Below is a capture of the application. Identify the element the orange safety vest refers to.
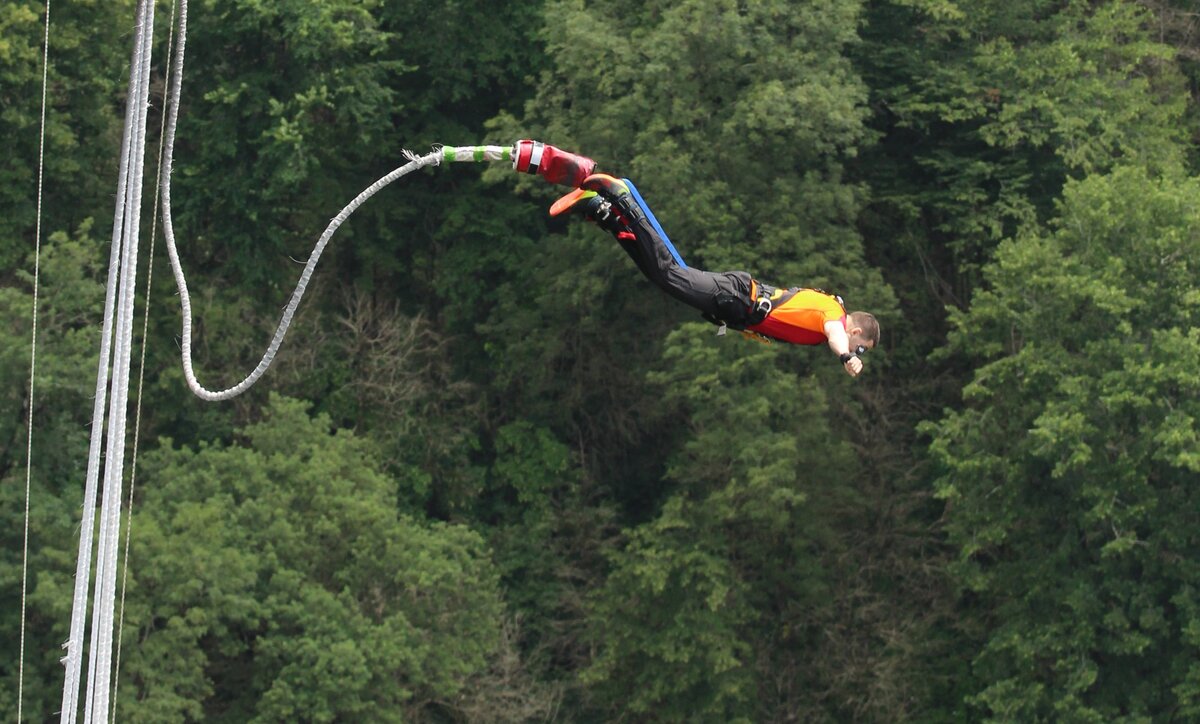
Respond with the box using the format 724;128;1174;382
746;287;847;345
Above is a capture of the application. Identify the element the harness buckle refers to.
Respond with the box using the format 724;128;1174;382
597;198;613;220
745;295;773;325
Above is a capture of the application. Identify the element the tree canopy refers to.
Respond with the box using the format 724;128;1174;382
2;0;1198;720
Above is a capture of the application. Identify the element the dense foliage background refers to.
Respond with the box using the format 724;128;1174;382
2;0;1198;720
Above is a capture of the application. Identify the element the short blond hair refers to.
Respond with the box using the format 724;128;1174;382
849;312;879;345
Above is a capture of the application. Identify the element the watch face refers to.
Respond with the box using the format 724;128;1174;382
854;345;867;356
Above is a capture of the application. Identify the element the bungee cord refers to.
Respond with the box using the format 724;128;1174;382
158;2;590;401
159;2;347;400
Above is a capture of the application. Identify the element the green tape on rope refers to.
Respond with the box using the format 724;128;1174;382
436;144;512;164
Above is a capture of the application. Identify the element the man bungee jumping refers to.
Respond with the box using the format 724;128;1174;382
548;172;879;377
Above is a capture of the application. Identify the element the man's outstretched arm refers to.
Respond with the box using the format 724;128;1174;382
824;320;863;377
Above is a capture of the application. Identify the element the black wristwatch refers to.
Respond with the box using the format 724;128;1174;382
839;352;857;365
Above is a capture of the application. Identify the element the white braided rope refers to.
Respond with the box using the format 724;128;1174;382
159;0;449;401
83;1;156;721
59;4;146;720
110;0;178;716
19;0;51;718
61;2;155;722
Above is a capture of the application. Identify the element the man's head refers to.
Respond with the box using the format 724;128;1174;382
846;312;879;355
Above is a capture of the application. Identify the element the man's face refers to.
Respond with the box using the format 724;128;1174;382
848;329;875;356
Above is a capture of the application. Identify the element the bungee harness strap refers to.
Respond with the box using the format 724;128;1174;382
624;178;687;269
747;279;775;325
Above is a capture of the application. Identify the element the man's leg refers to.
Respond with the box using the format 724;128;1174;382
550;184;675;285
577;175;753;320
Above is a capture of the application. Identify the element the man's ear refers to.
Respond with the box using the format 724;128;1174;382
848;326;863;337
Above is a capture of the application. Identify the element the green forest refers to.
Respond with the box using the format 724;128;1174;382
3;0;1199;720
